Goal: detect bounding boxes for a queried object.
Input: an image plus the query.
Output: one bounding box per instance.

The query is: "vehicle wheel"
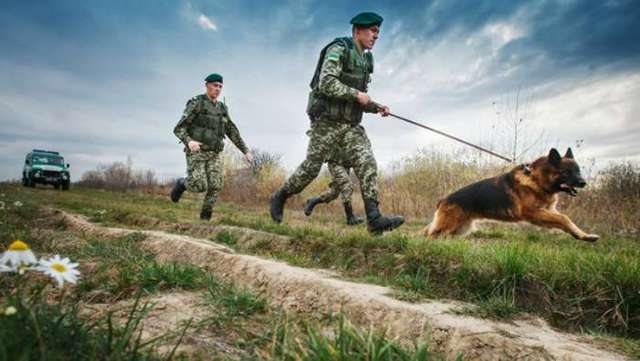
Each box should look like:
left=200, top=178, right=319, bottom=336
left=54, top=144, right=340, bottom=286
left=22, top=176, right=27, bottom=187
left=27, top=178, right=35, bottom=188
left=62, top=181, right=70, bottom=191
left=55, top=183, right=62, bottom=190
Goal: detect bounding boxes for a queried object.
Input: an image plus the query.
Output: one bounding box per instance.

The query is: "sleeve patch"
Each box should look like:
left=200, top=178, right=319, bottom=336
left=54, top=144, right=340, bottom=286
left=326, top=52, right=340, bottom=62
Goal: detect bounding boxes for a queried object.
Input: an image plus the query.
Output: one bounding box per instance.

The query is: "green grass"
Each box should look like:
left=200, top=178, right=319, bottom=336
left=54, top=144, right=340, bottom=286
left=0, top=184, right=458, bottom=359
left=66, top=232, right=211, bottom=298
left=203, top=275, right=267, bottom=321
left=265, top=314, right=446, bottom=361
left=2, top=183, right=640, bottom=342
left=213, top=230, right=239, bottom=247
left=0, top=279, right=181, bottom=361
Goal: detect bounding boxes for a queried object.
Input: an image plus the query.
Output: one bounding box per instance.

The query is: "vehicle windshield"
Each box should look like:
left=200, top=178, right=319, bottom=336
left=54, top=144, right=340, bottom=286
left=32, top=155, right=64, bottom=166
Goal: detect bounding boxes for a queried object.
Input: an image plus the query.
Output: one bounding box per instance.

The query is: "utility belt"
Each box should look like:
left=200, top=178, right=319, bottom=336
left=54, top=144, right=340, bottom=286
left=183, top=144, right=224, bottom=154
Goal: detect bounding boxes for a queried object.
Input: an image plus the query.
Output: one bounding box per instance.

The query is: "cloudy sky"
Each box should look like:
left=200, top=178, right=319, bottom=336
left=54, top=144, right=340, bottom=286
left=1, top=0, right=639, bottom=181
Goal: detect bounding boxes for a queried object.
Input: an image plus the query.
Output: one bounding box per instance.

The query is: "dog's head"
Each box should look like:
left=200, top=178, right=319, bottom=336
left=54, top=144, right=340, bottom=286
left=535, top=148, right=586, bottom=196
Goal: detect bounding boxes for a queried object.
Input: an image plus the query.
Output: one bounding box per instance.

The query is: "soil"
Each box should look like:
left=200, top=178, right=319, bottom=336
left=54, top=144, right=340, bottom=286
left=58, top=209, right=629, bottom=361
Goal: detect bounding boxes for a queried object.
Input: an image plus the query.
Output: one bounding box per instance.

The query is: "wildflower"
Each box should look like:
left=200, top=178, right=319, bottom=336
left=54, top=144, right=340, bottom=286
left=0, top=264, right=14, bottom=273
left=13, top=201, right=23, bottom=207
left=4, top=306, right=17, bottom=316
left=37, top=255, right=80, bottom=287
left=0, top=201, right=5, bottom=210
left=0, top=240, right=37, bottom=268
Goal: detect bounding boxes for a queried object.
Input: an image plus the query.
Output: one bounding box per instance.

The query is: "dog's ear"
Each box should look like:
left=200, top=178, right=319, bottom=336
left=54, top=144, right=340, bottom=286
left=548, top=148, right=561, bottom=165
left=564, top=147, right=574, bottom=159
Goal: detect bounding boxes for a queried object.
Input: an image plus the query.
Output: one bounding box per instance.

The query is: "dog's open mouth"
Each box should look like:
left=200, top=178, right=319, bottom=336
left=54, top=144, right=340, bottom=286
left=560, top=183, right=578, bottom=196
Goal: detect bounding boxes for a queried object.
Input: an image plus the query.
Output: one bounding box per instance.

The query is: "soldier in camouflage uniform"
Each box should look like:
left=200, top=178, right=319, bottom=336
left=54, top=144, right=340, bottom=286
left=270, top=12, right=404, bottom=234
left=171, top=73, right=253, bottom=220
left=303, top=158, right=363, bottom=225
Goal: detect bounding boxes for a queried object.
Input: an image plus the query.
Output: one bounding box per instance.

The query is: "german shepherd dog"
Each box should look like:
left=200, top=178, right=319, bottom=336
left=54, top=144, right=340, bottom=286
left=424, top=148, right=600, bottom=242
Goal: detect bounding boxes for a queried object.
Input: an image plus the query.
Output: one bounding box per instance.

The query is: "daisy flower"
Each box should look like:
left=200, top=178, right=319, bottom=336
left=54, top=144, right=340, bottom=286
left=13, top=201, right=23, bottom=207
left=0, top=240, right=37, bottom=268
left=4, top=306, right=17, bottom=316
left=37, top=255, right=80, bottom=287
left=0, top=264, right=14, bottom=273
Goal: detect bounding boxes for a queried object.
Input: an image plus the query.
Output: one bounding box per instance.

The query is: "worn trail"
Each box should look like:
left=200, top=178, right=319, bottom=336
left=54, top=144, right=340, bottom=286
left=59, top=209, right=628, bottom=361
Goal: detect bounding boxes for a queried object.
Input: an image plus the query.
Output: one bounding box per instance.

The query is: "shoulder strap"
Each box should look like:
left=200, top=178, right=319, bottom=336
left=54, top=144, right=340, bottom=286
left=365, top=51, right=374, bottom=74
left=219, top=101, right=229, bottom=117
left=191, top=95, right=205, bottom=114
left=309, top=37, right=353, bottom=90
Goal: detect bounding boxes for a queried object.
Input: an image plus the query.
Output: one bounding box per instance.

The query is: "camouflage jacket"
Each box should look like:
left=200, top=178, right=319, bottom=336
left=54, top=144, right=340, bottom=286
left=173, top=94, right=248, bottom=154
left=318, top=41, right=379, bottom=114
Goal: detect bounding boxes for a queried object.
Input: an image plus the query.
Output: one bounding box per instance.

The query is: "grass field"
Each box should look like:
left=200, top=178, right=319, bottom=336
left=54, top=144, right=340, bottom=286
left=1, top=182, right=639, bottom=358
left=0, top=183, right=446, bottom=360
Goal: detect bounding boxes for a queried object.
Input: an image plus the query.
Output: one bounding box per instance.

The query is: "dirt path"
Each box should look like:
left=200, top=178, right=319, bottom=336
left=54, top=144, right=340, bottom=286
left=59, top=209, right=629, bottom=361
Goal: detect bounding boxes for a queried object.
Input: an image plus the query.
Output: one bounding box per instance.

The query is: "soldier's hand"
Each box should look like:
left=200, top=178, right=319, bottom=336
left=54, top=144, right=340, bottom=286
left=188, top=140, right=202, bottom=153
left=244, top=152, right=254, bottom=163
left=356, top=91, right=371, bottom=106
left=378, top=105, right=391, bottom=117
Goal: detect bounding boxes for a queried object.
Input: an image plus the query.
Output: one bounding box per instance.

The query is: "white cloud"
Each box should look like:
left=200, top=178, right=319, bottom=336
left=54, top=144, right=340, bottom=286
left=197, top=14, right=217, bottom=31
left=1, top=3, right=638, bottom=184
left=483, top=22, right=526, bottom=47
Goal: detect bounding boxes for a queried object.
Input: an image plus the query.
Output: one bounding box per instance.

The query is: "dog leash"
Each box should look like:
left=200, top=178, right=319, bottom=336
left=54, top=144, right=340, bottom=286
left=373, top=102, right=514, bottom=163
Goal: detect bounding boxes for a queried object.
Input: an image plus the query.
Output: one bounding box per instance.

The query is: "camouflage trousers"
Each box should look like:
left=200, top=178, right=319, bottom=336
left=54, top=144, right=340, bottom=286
left=282, top=120, right=378, bottom=202
left=316, top=162, right=353, bottom=204
left=185, top=150, right=224, bottom=212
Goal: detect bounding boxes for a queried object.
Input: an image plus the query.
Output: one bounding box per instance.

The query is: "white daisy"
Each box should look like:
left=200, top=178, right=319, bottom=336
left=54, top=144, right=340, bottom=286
left=37, top=255, right=80, bottom=287
left=0, top=264, right=14, bottom=273
left=0, top=201, right=5, bottom=210
left=4, top=306, right=17, bottom=316
left=13, top=201, right=23, bottom=208
left=0, top=240, right=37, bottom=268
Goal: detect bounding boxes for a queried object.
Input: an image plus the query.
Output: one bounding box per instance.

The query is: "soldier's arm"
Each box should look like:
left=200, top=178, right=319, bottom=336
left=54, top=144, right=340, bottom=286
left=223, top=112, right=249, bottom=155
left=173, top=98, right=198, bottom=145
left=363, top=101, right=380, bottom=113
left=318, top=44, right=359, bottom=101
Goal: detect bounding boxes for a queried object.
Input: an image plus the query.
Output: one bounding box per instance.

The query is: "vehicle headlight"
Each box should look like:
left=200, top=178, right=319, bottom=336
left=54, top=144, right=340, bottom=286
left=34, top=171, right=41, bottom=177
left=62, top=173, right=68, bottom=179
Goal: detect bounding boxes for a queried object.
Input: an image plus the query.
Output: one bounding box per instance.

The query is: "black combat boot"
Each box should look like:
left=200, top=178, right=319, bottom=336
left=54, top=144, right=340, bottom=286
left=343, top=201, right=363, bottom=225
left=170, top=178, right=186, bottom=203
left=200, top=208, right=212, bottom=221
left=303, top=197, right=323, bottom=216
left=270, top=188, right=291, bottom=223
left=364, top=199, right=404, bottom=235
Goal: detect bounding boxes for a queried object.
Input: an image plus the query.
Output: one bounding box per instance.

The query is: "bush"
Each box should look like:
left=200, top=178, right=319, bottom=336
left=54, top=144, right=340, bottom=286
left=78, top=157, right=158, bottom=192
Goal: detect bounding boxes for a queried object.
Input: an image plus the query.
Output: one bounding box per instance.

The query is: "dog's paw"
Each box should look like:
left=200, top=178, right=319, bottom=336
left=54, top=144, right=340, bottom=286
left=582, top=234, right=600, bottom=242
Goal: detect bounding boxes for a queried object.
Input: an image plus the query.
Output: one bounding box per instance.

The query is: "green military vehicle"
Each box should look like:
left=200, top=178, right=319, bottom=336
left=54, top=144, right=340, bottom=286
left=22, top=149, right=71, bottom=190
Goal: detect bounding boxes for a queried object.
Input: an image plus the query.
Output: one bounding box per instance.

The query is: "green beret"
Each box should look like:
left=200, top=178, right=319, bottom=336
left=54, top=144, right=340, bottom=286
left=350, top=12, right=383, bottom=27
left=204, top=73, right=223, bottom=83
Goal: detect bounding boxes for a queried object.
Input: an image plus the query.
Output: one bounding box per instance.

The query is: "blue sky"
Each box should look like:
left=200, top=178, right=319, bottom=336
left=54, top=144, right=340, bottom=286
left=1, top=0, right=639, bottom=181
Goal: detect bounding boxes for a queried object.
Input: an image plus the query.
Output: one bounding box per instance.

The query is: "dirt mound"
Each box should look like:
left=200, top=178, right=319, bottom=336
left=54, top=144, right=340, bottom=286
left=58, top=209, right=628, bottom=361
left=83, top=291, right=246, bottom=358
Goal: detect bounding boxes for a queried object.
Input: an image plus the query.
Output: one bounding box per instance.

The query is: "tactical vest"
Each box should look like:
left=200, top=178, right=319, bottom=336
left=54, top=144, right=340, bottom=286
left=188, top=95, right=227, bottom=152
left=307, top=37, right=373, bottom=124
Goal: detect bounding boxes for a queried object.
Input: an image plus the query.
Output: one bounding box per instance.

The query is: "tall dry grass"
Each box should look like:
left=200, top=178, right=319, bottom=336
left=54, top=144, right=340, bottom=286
left=217, top=148, right=639, bottom=238
left=78, top=148, right=639, bottom=238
